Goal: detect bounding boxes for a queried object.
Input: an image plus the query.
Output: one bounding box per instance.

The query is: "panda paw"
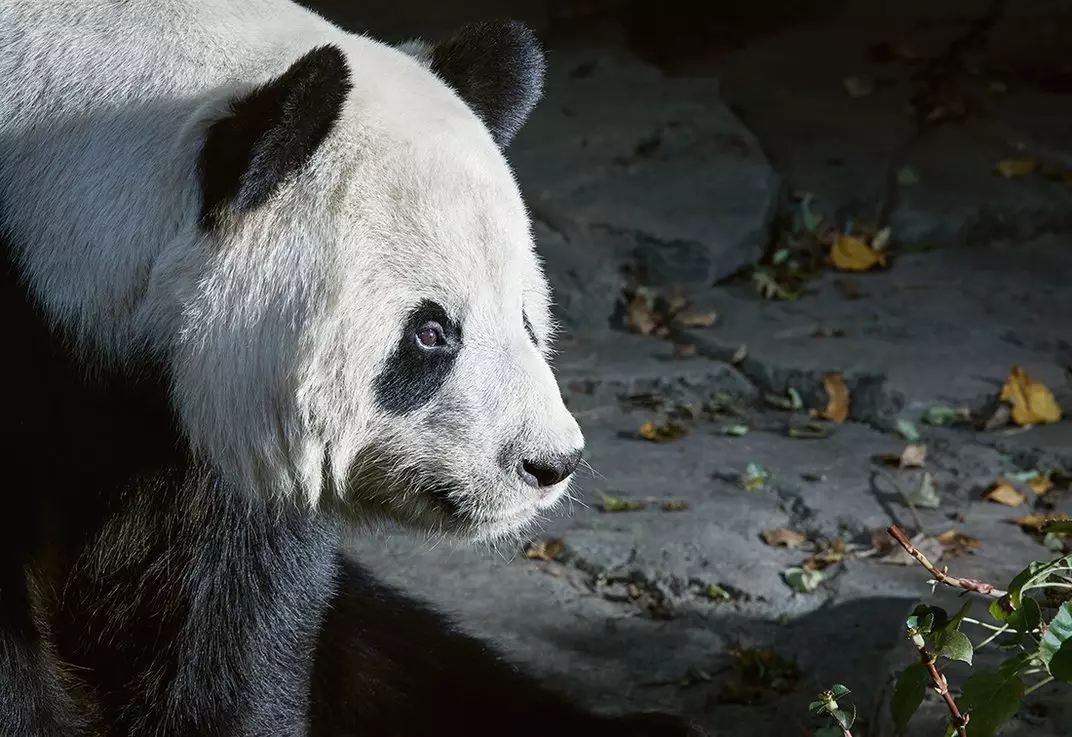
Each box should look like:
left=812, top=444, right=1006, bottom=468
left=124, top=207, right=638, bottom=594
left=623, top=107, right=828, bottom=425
left=600, top=710, right=708, bottom=736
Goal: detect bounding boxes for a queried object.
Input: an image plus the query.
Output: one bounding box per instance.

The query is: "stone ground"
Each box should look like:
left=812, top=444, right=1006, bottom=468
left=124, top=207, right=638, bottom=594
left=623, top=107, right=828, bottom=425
left=307, top=0, right=1072, bottom=734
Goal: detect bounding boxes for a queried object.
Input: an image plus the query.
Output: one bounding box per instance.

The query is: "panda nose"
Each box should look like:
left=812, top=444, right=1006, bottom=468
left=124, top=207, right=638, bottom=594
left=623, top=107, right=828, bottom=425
left=518, top=448, right=583, bottom=488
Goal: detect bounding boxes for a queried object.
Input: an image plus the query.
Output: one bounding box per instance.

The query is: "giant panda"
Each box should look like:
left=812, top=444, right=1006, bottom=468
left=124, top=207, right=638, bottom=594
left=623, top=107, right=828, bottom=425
left=0, top=1, right=703, bottom=735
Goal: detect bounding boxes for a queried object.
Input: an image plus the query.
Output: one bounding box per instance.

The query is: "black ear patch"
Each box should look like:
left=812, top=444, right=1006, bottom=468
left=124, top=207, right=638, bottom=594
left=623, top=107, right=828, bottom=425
left=199, top=45, right=353, bottom=230
left=428, top=21, right=545, bottom=149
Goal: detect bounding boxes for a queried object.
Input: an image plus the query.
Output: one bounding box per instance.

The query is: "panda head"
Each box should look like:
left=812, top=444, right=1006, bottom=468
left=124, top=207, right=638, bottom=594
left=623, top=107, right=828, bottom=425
left=169, top=20, right=583, bottom=541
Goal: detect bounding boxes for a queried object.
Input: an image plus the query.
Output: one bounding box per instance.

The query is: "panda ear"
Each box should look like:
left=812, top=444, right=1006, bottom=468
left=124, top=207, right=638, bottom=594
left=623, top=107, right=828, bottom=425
left=198, top=44, right=353, bottom=230
left=407, top=20, right=545, bottom=149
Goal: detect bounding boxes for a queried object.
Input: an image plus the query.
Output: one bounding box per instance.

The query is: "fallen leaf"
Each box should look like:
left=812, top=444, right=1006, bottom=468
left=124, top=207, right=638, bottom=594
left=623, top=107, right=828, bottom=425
left=638, top=420, right=689, bottom=443
left=843, top=76, right=873, bottom=97
left=880, top=444, right=927, bottom=468
left=804, top=539, right=847, bottom=570
left=731, top=344, right=748, bottom=364
left=601, top=495, right=646, bottom=513
left=752, top=267, right=799, bottom=301
left=662, top=500, right=689, bottom=512
left=675, top=311, right=719, bottom=329
left=1008, top=514, right=1070, bottom=534
left=908, top=472, right=941, bottom=509
left=895, top=419, right=920, bottom=442
left=871, top=226, right=893, bottom=252
left=526, top=538, right=565, bottom=561
left=741, top=463, right=770, bottom=491
left=626, top=293, right=658, bottom=335
left=719, top=424, right=751, bottom=437
left=700, top=584, right=731, bottom=601
left=788, top=422, right=830, bottom=439
left=977, top=401, right=1013, bottom=432
left=831, top=233, right=887, bottom=272
left=1029, top=475, right=1054, bottom=495
left=765, top=387, right=804, bottom=411
left=983, top=482, right=1026, bottom=507
left=783, top=566, right=824, bottom=593
left=671, top=343, right=696, bottom=360
left=878, top=532, right=944, bottom=567
left=999, top=366, right=1062, bottom=426
left=923, top=406, right=970, bottom=426
left=820, top=373, right=850, bottom=423
left=761, top=528, right=808, bottom=549
left=896, top=166, right=920, bottom=186
left=936, top=529, right=982, bottom=558
left=995, top=158, right=1037, bottom=178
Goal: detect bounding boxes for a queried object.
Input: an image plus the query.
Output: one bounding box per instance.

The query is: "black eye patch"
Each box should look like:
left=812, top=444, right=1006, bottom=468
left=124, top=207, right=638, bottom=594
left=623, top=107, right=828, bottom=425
left=373, top=300, right=461, bottom=415
left=523, top=312, right=537, bottom=347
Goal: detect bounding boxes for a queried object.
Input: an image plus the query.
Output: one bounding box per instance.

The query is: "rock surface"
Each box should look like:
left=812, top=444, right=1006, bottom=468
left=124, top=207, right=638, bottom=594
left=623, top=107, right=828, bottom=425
left=299, top=0, right=1072, bottom=734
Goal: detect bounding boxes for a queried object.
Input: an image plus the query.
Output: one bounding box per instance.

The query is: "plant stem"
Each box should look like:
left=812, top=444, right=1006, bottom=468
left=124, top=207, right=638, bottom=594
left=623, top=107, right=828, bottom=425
left=887, top=525, right=1007, bottom=597
left=923, top=657, right=969, bottom=737
left=1024, top=676, right=1055, bottom=697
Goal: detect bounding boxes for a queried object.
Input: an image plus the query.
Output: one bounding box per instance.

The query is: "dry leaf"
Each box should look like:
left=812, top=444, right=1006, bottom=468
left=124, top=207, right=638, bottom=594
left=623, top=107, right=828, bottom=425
left=995, top=158, right=1037, bottom=178
left=936, top=529, right=982, bottom=558
left=626, top=294, right=658, bottom=335
left=1029, top=475, right=1054, bottom=495
left=662, top=500, right=689, bottom=512
left=601, top=495, right=646, bottom=513
left=899, top=444, right=927, bottom=468
left=831, top=233, right=887, bottom=272
left=1007, top=514, right=1069, bottom=534
left=819, top=373, right=850, bottom=423
left=983, top=482, right=1026, bottom=507
left=526, top=538, right=565, bottom=561
left=871, top=226, right=892, bottom=252
left=999, top=366, right=1062, bottom=425
left=638, top=420, right=689, bottom=443
left=878, top=532, right=944, bottom=566
left=675, top=311, right=719, bottom=329
left=761, top=528, right=808, bottom=549
left=803, top=539, right=847, bottom=571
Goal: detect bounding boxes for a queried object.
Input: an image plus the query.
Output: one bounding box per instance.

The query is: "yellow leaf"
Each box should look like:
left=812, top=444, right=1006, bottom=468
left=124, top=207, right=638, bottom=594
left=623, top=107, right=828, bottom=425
left=526, top=538, right=565, bottom=561
left=819, top=372, right=850, bottom=423
left=675, top=310, right=720, bottom=329
left=760, top=528, right=808, bottom=549
left=638, top=420, right=689, bottom=443
left=1028, top=475, right=1054, bottom=495
left=999, top=365, right=1062, bottom=425
left=830, top=233, right=887, bottom=272
left=995, top=158, right=1037, bottom=178
left=936, top=529, right=981, bottom=557
left=601, top=494, right=646, bottom=513
left=983, top=482, right=1026, bottom=507
left=1007, top=514, right=1069, bottom=534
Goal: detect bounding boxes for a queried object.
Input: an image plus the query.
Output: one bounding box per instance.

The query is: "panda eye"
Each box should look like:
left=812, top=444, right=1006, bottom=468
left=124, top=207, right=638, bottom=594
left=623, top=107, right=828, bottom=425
left=415, top=321, right=445, bottom=349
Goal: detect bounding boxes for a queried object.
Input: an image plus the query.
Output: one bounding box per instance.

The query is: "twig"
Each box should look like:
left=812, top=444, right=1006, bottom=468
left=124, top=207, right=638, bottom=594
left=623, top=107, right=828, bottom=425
left=923, top=654, right=970, bottom=737
left=887, top=525, right=1007, bottom=597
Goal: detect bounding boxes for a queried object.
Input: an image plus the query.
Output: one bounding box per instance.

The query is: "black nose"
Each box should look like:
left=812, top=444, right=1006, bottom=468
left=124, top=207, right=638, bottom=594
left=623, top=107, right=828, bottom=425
left=518, top=448, right=583, bottom=488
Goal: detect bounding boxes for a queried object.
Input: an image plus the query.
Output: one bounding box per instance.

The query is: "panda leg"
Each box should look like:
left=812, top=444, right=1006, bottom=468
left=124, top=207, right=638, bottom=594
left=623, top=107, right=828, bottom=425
left=309, top=556, right=703, bottom=737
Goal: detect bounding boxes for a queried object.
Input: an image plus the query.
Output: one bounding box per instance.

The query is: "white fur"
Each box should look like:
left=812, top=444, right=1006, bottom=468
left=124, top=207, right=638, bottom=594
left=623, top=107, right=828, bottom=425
left=0, top=0, right=584, bottom=540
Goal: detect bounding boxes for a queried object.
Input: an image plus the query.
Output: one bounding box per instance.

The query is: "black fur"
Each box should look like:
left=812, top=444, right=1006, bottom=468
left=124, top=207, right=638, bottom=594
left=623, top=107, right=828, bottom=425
left=429, top=21, right=545, bottom=149
left=522, top=311, right=537, bottom=346
left=198, top=44, right=352, bottom=230
left=373, top=300, right=461, bottom=415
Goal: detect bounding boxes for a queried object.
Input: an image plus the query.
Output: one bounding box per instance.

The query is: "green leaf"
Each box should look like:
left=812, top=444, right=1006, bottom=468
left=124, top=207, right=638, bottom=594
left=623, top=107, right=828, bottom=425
left=959, top=669, right=1023, bottom=737
left=831, top=704, right=856, bottom=730
left=830, top=683, right=851, bottom=698
left=897, top=166, right=920, bottom=186
left=1004, top=597, right=1042, bottom=648
left=922, top=406, right=963, bottom=426
left=813, top=728, right=842, bottom=737
left=1042, top=520, right=1072, bottom=535
left=997, top=652, right=1033, bottom=680
left=808, top=700, right=826, bottom=715
left=601, top=495, right=646, bottom=512
left=782, top=566, right=824, bottom=594
left=720, top=424, right=751, bottom=436
left=935, top=629, right=974, bottom=664
left=909, top=604, right=949, bottom=636
left=895, top=418, right=920, bottom=442
left=890, top=662, right=928, bottom=733
left=989, top=595, right=1013, bottom=623
left=908, top=471, right=941, bottom=509
left=1051, top=638, right=1072, bottom=684
left=741, top=462, right=770, bottom=491
left=1039, top=602, right=1072, bottom=673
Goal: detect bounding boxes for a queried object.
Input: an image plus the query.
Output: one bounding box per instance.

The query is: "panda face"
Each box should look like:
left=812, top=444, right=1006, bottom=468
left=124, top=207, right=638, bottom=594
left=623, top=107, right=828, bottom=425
left=172, top=22, right=583, bottom=541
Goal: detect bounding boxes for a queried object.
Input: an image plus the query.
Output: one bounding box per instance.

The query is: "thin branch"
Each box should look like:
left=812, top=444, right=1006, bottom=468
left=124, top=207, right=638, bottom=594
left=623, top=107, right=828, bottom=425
left=923, top=657, right=969, bottom=737
left=1023, top=676, right=1055, bottom=697
left=887, top=525, right=1007, bottom=597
